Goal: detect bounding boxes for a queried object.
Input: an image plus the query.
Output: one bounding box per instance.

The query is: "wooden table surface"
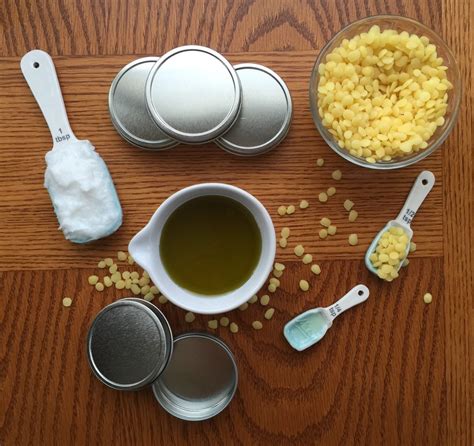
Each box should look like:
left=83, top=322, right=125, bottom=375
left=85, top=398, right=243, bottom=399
left=0, top=1, right=472, bottom=445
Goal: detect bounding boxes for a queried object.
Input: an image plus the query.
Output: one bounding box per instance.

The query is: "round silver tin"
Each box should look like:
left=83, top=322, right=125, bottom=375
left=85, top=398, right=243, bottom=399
left=145, top=46, right=242, bottom=144
left=215, top=63, right=292, bottom=156
left=152, top=332, right=238, bottom=421
left=87, top=299, right=173, bottom=391
left=109, top=57, right=178, bottom=150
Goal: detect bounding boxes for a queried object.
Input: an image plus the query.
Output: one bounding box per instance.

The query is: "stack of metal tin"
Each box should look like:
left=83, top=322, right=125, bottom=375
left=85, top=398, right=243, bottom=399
left=109, top=45, right=292, bottom=156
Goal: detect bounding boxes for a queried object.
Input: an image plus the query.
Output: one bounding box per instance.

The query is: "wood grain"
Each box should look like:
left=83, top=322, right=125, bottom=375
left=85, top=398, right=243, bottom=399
left=0, top=0, right=472, bottom=445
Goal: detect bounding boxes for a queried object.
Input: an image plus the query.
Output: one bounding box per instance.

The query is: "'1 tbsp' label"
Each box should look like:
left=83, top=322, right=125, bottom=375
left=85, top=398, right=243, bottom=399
left=55, top=128, right=71, bottom=143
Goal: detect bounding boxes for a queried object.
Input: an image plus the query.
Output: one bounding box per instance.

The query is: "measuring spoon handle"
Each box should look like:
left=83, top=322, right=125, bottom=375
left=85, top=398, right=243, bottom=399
left=20, top=50, right=77, bottom=147
left=395, top=171, right=435, bottom=227
left=325, top=285, right=369, bottom=321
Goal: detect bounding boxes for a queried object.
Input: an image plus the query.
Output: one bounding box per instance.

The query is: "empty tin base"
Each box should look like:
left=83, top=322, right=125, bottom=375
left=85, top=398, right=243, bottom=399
left=152, top=332, right=238, bottom=421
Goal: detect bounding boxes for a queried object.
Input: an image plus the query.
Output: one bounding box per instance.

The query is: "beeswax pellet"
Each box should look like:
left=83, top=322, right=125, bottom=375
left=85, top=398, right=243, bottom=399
left=319, top=229, right=328, bottom=239
left=127, top=255, right=134, bottom=265
left=150, top=286, right=159, bottom=294
left=344, top=199, right=354, bottom=211
left=104, top=258, right=114, bottom=267
left=239, top=303, right=249, bottom=311
left=230, top=322, right=239, bottom=333
left=115, top=280, right=125, bottom=290
left=278, top=206, right=287, bottom=216
left=423, top=292, right=432, bottom=304
left=111, top=272, right=121, bottom=283
left=294, top=245, right=305, bottom=257
left=248, top=295, right=258, bottom=304
left=62, top=297, right=72, bottom=307
left=281, top=227, right=290, bottom=238
left=269, top=278, right=280, bottom=286
left=260, top=294, right=270, bottom=306
left=316, top=158, right=325, bottom=166
left=88, top=275, right=99, bottom=285
left=117, top=251, right=127, bottom=261
left=311, top=264, right=321, bottom=275
left=158, top=295, right=168, bottom=304
left=274, top=262, right=285, bottom=271
left=144, top=292, right=154, bottom=302
left=104, top=276, right=113, bottom=287
left=273, top=269, right=283, bottom=278
left=185, top=312, right=195, bottom=323
left=208, top=320, right=218, bottom=329
left=299, top=280, right=310, bottom=291
left=95, top=282, right=104, bottom=292
left=332, top=170, right=342, bottom=180
left=327, top=187, right=336, bottom=196
left=141, top=285, right=150, bottom=295
left=328, top=225, right=337, bottom=235
left=349, top=210, right=358, bottom=222
left=268, top=284, right=277, bottom=293
left=318, top=192, right=328, bottom=203
left=131, top=284, right=141, bottom=295
left=220, top=317, right=230, bottom=327
left=264, top=308, right=275, bottom=320
left=302, top=253, right=313, bottom=264
left=320, top=217, right=331, bottom=227
left=300, top=200, right=309, bottom=209
left=287, top=205, right=295, bottom=215
left=138, top=276, right=150, bottom=287
left=348, top=233, right=358, bottom=246
left=130, top=271, right=139, bottom=280
left=279, top=238, right=288, bottom=248
left=410, top=241, right=417, bottom=252
left=98, top=260, right=106, bottom=269
left=252, top=321, right=263, bottom=330
left=109, top=264, right=118, bottom=274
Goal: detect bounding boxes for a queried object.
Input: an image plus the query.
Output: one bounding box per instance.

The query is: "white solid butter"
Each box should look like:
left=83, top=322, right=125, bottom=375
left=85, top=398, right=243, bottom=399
left=44, top=140, right=122, bottom=243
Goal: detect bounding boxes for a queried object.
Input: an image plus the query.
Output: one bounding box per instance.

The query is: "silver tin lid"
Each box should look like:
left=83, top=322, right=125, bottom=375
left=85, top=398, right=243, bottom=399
left=152, top=332, right=238, bottom=421
left=87, top=299, right=173, bottom=391
left=215, top=63, right=292, bottom=156
left=109, top=57, right=178, bottom=150
left=145, top=46, right=242, bottom=144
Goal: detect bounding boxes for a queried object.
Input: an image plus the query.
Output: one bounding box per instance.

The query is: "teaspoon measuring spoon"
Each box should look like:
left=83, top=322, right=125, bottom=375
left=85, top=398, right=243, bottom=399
left=283, top=284, right=369, bottom=351
left=365, top=170, right=435, bottom=276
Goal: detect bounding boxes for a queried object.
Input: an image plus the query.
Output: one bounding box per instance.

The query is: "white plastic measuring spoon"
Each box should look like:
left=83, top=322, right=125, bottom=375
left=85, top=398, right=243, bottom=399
left=365, top=170, right=435, bottom=276
left=283, top=284, right=369, bottom=351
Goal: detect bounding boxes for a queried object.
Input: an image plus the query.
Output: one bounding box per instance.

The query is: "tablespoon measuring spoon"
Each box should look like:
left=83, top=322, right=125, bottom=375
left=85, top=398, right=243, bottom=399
left=284, top=284, right=369, bottom=351
left=365, top=170, right=435, bottom=277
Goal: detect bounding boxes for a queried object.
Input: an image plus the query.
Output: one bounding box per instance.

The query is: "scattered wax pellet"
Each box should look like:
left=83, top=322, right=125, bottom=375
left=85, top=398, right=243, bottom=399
left=122, top=271, right=131, bottom=280
left=410, top=241, right=417, bottom=252
left=328, top=225, right=337, bottom=235
left=115, top=280, right=125, bottom=290
left=220, top=317, right=230, bottom=327
left=294, top=244, right=305, bottom=256
left=286, top=205, right=296, bottom=215
left=208, top=320, right=218, bottom=329
left=143, top=271, right=149, bottom=279
left=239, top=303, right=249, bottom=311
left=111, top=272, right=121, bottom=283
left=103, top=276, right=113, bottom=287
left=316, top=158, right=325, bottom=166
left=127, top=255, right=134, bottom=265
left=318, top=192, right=328, bottom=202
left=348, top=233, right=358, bottom=246
left=88, top=275, right=99, bottom=285
left=144, top=292, right=154, bottom=302
left=319, top=228, right=328, bottom=239
left=274, top=262, right=286, bottom=271
left=277, top=205, right=287, bottom=216
left=138, top=276, right=150, bottom=287
left=349, top=210, right=358, bottom=222
left=327, top=187, right=336, bottom=196
left=302, top=253, right=313, bottom=264
left=141, top=285, right=151, bottom=295
left=230, top=322, right=239, bottom=333
left=344, top=200, right=354, bottom=211
left=252, top=321, right=263, bottom=330
left=109, top=264, right=118, bottom=274
left=158, top=295, right=168, bottom=304
left=248, top=295, right=258, bottom=304
left=273, top=269, right=283, bottom=278
left=320, top=217, right=331, bottom=227
left=311, top=264, right=321, bottom=275
left=185, top=312, right=195, bottom=323
left=131, top=284, right=141, bottom=295
left=423, top=292, right=433, bottom=304
left=130, top=271, right=139, bottom=280
left=260, top=294, right=270, bottom=306
left=281, top=227, right=290, bottom=239
left=264, top=308, right=275, bottom=320
left=95, top=282, right=104, bottom=292
left=117, top=251, right=127, bottom=261
left=269, top=278, right=280, bottom=286
left=125, top=279, right=132, bottom=289
left=299, top=280, right=310, bottom=291
left=104, top=258, right=114, bottom=267
left=299, top=200, right=309, bottom=209
left=150, top=286, right=159, bottom=294
left=268, top=284, right=277, bottom=293
left=279, top=238, right=288, bottom=248
left=62, top=297, right=72, bottom=307
left=332, top=170, right=342, bottom=180
left=98, top=260, right=106, bottom=269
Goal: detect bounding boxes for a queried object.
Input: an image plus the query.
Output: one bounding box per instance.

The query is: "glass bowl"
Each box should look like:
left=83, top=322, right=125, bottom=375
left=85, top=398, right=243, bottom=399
left=309, top=15, right=461, bottom=169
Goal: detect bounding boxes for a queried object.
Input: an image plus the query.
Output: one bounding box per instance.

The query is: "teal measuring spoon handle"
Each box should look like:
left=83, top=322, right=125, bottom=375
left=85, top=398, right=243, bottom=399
left=395, top=170, right=435, bottom=227
left=325, top=285, right=370, bottom=322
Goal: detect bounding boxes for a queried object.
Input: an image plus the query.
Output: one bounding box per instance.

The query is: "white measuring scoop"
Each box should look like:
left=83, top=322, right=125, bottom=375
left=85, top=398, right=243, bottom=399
left=365, top=170, right=435, bottom=277
left=283, top=284, right=369, bottom=351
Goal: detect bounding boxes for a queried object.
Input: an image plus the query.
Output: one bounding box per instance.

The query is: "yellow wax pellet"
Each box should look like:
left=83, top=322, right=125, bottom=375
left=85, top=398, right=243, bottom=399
left=239, top=303, right=249, bottom=311
left=109, top=264, right=118, bottom=274
left=141, top=285, right=151, bottom=295
left=348, top=233, right=358, bottom=245
left=327, top=187, right=336, bottom=196
left=300, top=200, right=309, bottom=209
left=279, top=238, right=288, bottom=248
left=185, top=312, right=195, bottom=323
left=117, top=251, right=127, bottom=261
left=344, top=201, right=354, bottom=213
left=316, top=158, right=325, bottom=166
left=144, top=292, right=155, bottom=302
left=268, top=284, right=277, bottom=293
left=269, top=278, right=280, bottom=287
left=230, top=322, right=239, bottom=333
left=299, top=280, right=310, bottom=291
left=311, top=264, right=321, bottom=275
left=423, top=292, right=433, bottom=304
left=208, top=320, right=218, bottom=330
left=264, top=308, right=275, bottom=320
left=277, top=206, right=287, bottom=216
left=127, top=255, right=135, bottom=265
left=98, top=260, right=106, bottom=269
left=88, top=275, right=99, bottom=285
left=104, top=258, right=114, bottom=267
left=294, top=244, right=305, bottom=257
left=158, top=295, right=168, bottom=304
left=327, top=225, right=337, bottom=235
left=95, top=282, right=104, bottom=292
left=410, top=241, right=417, bottom=252
left=332, top=170, right=342, bottom=180
left=130, top=271, right=139, bottom=280
left=273, top=269, right=283, bottom=278
left=320, top=217, right=331, bottom=227
left=252, top=321, right=263, bottom=330
left=248, top=295, right=258, bottom=304
left=302, top=253, right=313, bottom=264
left=281, top=227, right=290, bottom=238
left=287, top=205, right=296, bottom=215
left=260, top=294, right=270, bottom=306
left=103, top=276, right=113, bottom=288
left=115, top=280, right=125, bottom=290
left=348, top=210, right=358, bottom=222
left=318, top=192, right=328, bottom=203
left=131, top=284, right=141, bottom=295
left=138, top=276, right=150, bottom=287
left=319, top=228, right=328, bottom=239
left=274, top=262, right=286, bottom=271
left=220, top=317, right=230, bottom=327
left=62, top=297, right=72, bottom=307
